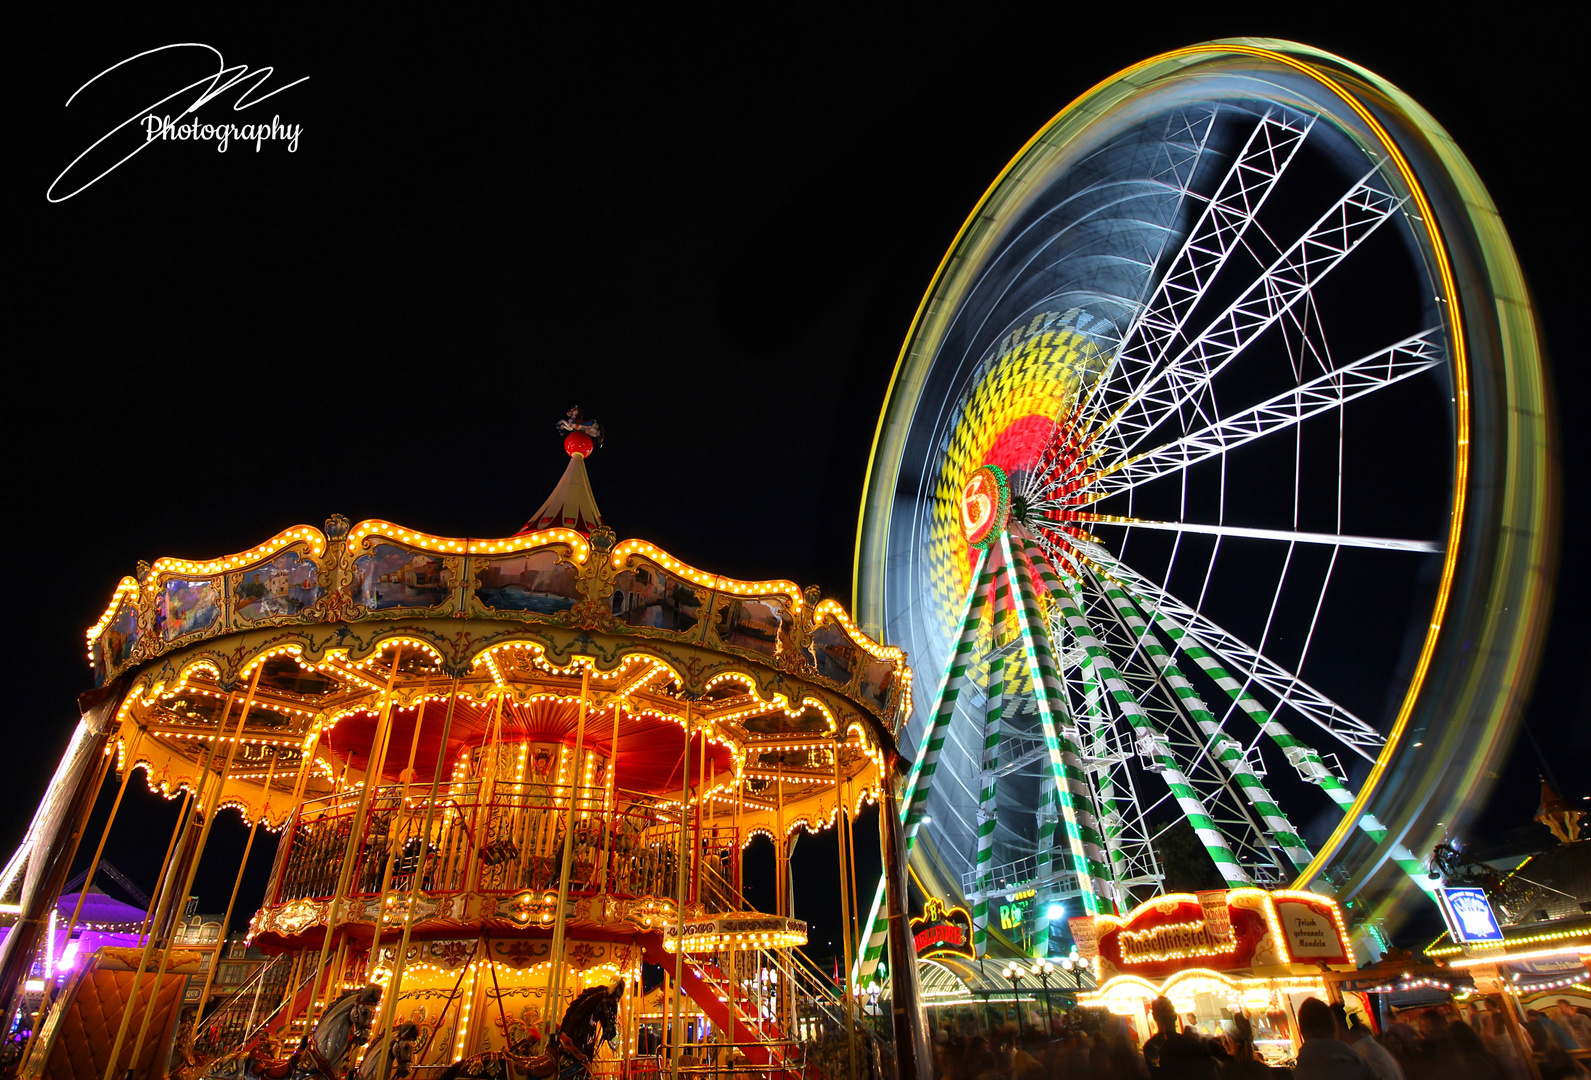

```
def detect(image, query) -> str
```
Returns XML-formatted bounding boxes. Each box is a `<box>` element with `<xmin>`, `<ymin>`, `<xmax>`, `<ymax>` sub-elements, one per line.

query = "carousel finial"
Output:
<box><xmin>557</xmin><ymin>406</ymin><xmax>604</xmax><ymax>458</ymax></box>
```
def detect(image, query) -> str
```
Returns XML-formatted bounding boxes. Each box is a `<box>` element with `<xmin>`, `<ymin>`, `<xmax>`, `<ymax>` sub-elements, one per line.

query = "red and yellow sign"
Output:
<box><xmin>959</xmin><ymin>464</ymin><xmax>1011</xmax><ymax>549</ymax></box>
<box><xmin>1076</xmin><ymin>888</ymin><xmax>1353</xmax><ymax>983</ymax></box>
<box><xmin>911</xmin><ymin>897</ymin><xmax>975</xmax><ymax>960</ymax></box>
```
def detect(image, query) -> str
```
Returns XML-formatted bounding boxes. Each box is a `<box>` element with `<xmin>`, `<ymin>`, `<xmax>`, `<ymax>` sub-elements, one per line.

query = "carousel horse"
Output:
<box><xmin>198</xmin><ymin>984</ymin><xmax>381</xmax><ymax>1080</ymax></box>
<box><xmin>439</xmin><ymin>979</ymin><xmax>623</xmax><ymax>1080</ymax></box>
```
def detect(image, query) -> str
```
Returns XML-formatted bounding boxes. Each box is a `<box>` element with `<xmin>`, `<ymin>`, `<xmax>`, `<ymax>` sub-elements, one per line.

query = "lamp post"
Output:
<box><xmin>1031</xmin><ymin>960</ymin><xmax>1055</xmax><ymax>1034</ymax></box>
<box><xmin>1002</xmin><ymin>962</ymin><xmax>1026</xmax><ymax>1038</ymax></box>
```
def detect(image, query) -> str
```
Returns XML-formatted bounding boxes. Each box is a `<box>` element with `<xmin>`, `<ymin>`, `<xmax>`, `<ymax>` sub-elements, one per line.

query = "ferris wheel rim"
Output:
<box><xmin>854</xmin><ymin>38</ymin><xmax>1551</xmax><ymax>910</ymax></box>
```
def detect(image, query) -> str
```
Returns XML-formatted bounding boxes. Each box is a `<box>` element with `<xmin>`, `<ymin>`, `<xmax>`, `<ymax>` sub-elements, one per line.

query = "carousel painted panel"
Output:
<box><xmin>351</xmin><ymin>542</ymin><xmax>462</xmax><ymax>617</ymax></box>
<box><xmin>610</xmin><ymin>560</ymin><xmax>707</xmax><ymax>638</ymax></box>
<box><xmin>467</xmin><ymin>548</ymin><xmax>581</xmax><ymax>617</ymax></box>
<box><xmin>807</xmin><ymin>617</ymin><xmax>860</xmax><ymax>687</ymax></box>
<box><xmin>856</xmin><ymin>654</ymin><xmax>900</xmax><ymax>717</ymax></box>
<box><xmin>92</xmin><ymin>594</ymin><xmax>142</xmax><ymax>684</ymax></box>
<box><xmin>155</xmin><ymin>574</ymin><xmax>226</xmax><ymax>644</ymax></box>
<box><xmin>710</xmin><ymin>592</ymin><xmax>799</xmax><ymax>664</ymax></box>
<box><xmin>229</xmin><ymin>547</ymin><xmax>327</xmax><ymax>627</ymax></box>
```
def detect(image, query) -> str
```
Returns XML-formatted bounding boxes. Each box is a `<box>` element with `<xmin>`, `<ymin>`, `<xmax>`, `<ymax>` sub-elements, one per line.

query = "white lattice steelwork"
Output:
<box><xmin>855</xmin><ymin>43</ymin><xmax>1552</xmax><ymax>995</ymax></box>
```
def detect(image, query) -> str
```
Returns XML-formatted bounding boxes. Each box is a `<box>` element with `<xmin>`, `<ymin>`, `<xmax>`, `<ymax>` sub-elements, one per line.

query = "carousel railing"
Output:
<box><xmin>267</xmin><ymin>782</ymin><xmax>743</xmax><ymax>911</ymax></box>
<box><xmin>190</xmin><ymin>952</ymin><xmax>289</xmax><ymax>1060</ymax></box>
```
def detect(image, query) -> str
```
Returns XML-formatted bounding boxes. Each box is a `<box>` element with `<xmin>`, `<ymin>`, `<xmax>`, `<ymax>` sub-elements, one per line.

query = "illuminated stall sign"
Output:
<box><xmin>912</xmin><ymin>897</ymin><xmax>975</xmax><ymax>960</ymax></box>
<box><xmin>1438</xmin><ymin>887</ymin><xmax>1504</xmax><ymax>944</ymax></box>
<box><xmin>1000</xmin><ymin>888</ymin><xmax>1035</xmax><ymax>932</ymax></box>
<box><xmin>1091</xmin><ymin>890</ymin><xmax>1354</xmax><ymax>982</ymax></box>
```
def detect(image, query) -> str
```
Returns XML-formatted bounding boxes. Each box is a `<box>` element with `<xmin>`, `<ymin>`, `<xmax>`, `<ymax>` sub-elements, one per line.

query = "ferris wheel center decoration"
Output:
<box><xmin>851</xmin><ymin>37</ymin><xmax>1552</xmax><ymax>982</ymax></box>
<box><xmin>960</xmin><ymin>465</ymin><xmax>1010</xmax><ymax>549</ymax></box>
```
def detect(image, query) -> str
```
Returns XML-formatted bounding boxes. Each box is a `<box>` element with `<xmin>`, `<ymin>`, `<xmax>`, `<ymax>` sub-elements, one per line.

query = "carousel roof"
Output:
<box><xmin>84</xmin><ymin>411</ymin><xmax>911</xmax><ymax>830</ymax></box>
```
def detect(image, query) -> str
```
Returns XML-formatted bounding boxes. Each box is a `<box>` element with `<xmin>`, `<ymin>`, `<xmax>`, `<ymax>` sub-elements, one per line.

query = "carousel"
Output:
<box><xmin>0</xmin><ymin>412</ymin><xmax>928</xmax><ymax>1080</ymax></box>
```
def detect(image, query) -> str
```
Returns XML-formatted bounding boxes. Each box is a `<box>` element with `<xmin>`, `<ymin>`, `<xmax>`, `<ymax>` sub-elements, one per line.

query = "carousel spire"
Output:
<box><xmin>517</xmin><ymin>406</ymin><xmax>605</xmax><ymax>534</ymax></box>
<box><xmin>1536</xmin><ymin>774</ymin><xmax>1584</xmax><ymax>845</ymax></box>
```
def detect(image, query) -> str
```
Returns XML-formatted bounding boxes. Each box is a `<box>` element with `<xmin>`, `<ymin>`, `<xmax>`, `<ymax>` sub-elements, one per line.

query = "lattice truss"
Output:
<box><xmin>856</xmin><ymin>100</ymin><xmax>1453</xmax><ymax>982</ymax></box>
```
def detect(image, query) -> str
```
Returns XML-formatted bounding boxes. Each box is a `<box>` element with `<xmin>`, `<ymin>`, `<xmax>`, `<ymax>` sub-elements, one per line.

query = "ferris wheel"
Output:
<box><xmin>854</xmin><ymin>39</ymin><xmax>1552</xmax><ymax>975</ymax></box>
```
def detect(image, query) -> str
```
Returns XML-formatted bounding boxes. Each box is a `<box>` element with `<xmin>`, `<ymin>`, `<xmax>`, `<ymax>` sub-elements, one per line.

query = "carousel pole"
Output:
<box><xmin>880</xmin><ymin>758</ymin><xmax>932</xmax><ymax>1080</ymax></box>
<box><xmin>691</xmin><ymin>720</ymin><xmax>706</xmax><ymax>904</ymax></box>
<box><xmin>102</xmin><ymin>670</ymin><xmax>254</xmax><ymax>1080</ymax></box>
<box><xmin>300</xmin><ymin>645</ymin><xmax>405</xmax><ymax>1035</ymax></box>
<box><xmin>136</xmin><ymin>788</ymin><xmax>192</xmax><ymax>948</ymax></box>
<box><xmin>19</xmin><ymin>724</ymin><xmax>144</xmax><ymax>1072</ymax></box>
<box><xmin>266</xmin><ymin>723</ymin><xmax>329</xmax><ymax>1037</ymax></box>
<box><xmin>370</xmin><ymin>679</ymin><xmax>459</xmax><ymax>1080</ymax></box>
<box><xmin>545</xmin><ymin>664</ymin><xmax>592</xmax><ymax>1035</ymax></box>
<box><xmin>735</xmin><ymin>765</ymin><xmax>744</xmax><ymax>899</ymax></box>
<box><xmin>669</xmin><ymin>701</ymin><xmax>691</xmax><ymax>1078</ymax></box>
<box><xmin>114</xmin><ymin>661</ymin><xmax>263</xmax><ymax>1080</ymax></box>
<box><xmin>137</xmin><ymin>681</ymin><xmax>239</xmax><ymax>949</ymax></box>
<box><xmin>194</xmin><ymin>751</ymin><xmax>280</xmax><ymax>1019</ymax></box>
<box><xmin>834</xmin><ymin>738</ymin><xmax>858</xmax><ymax>1080</ymax></box>
<box><xmin>597</xmin><ymin>697</ymin><xmax>621</xmax><ymax>895</ymax></box>
<box><xmin>361</xmin><ymin>672</ymin><xmax>432</xmax><ymax>1003</ymax></box>
<box><xmin>774</xmin><ymin>757</ymin><xmax>785</xmax><ymax>916</ymax></box>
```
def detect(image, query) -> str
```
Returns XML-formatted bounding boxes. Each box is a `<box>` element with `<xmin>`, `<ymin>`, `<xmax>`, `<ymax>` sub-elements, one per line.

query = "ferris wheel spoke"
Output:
<box><xmin>1082</xmin><ymin>108</ymin><xmax>1317</xmax><ymax>434</ymax></box>
<box><xmin>1063</xmin><ymin>329</ymin><xmax>1446</xmax><ymax>505</ymax></box>
<box><xmin>1072</xmin><ymin>516</ymin><xmax>1441</xmax><ymax>553</ymax></box>
<box><xmin>1080</xmin><ymin>562</ymin><xmax>1316</xmax><ymax>872</ymax></box>
<box><xmin>1020</xmin><ymin>533</ymin><xmax>1254</xmax><ymax>886</ymax></box>
<box><xmin>1088</xmin><ymin>165</ymin><xmax>1405</xmax><ymax>469</ymax></box>
<box><xmin>1092</xmin><ymin>554</ymin><xmax>1384</xmax><ymax>759</ymax></box>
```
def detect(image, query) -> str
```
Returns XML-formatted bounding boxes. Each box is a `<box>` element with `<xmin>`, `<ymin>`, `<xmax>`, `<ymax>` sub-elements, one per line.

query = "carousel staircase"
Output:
<box><xmin>639</xmin><ymin>863</ymin><xmax>889</xmax><ymax>1079</ymax></box>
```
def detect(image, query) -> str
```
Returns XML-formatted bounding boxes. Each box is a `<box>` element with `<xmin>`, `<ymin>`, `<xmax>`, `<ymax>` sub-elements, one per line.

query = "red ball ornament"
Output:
<box><xmin>564</xmin><ymin>431</ymin><xmax>595</xmax><ymax>458</ymax></box>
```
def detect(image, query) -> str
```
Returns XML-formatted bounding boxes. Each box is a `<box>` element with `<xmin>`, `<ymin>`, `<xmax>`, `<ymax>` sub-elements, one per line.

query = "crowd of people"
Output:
<box><xmin>928</xmin><ymin>995</ymin><xmax>1591</xmax><ymax>1079</ymax></box>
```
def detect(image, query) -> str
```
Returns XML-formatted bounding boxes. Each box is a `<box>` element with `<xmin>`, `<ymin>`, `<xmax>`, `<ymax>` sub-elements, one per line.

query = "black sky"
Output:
<box><xmin>10</xmin><ymin>9</ymin><xmax>1583</xmax><ymax>954</ymax></box>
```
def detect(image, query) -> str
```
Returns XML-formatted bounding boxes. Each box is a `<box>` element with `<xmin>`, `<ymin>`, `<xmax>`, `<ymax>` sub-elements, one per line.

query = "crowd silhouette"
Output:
<box><xmin>926</xmin><ymin>994</ymin><xmax>1591</xmax><ymax>1079</ymax></box>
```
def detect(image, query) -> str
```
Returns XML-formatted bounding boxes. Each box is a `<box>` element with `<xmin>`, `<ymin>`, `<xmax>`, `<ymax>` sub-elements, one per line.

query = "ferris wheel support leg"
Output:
<box><xmin>1003</xmin><ymin>534</ymin><xmax>1114</xmax><ymax>945</ymax></box>
<box><xmin>1103</xmin><ymin>560</ymin><xmax>1437</xmax><ymax>895</ymax></box>
<box><xmin>1090</xmin><ymin>567</ymin><xmax>1315</xmax><ymax>874</ymax></box>
<box><xmin>856</xmin><ymin>549</ymin><xmax>995</xmax><ymax>984</ymax></box>
<box><xmin>972</xmin><ymin>561</ymin><xmax>1014</xmax><ymax>955</ymax></box>
<box><xmin>1022</xmin><ymin>537</ymin><xmax>1252</xmax><ymax>887</ymax></box>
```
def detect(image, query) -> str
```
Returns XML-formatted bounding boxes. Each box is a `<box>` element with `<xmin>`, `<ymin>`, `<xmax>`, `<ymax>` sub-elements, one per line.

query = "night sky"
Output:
<box><xmin>11</xmin><ymin>10</ymin><xmax>1582</xmax><ymax>960</ymax></box>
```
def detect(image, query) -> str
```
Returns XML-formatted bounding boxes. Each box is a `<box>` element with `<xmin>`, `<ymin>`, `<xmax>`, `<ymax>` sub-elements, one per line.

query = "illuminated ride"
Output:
<box><xmin>3</xmin><ymin>418</ymin><xmax>922</xmax><ymax>1079</ymax></box>
<box><xmin>853</xmin><ymin>38</ymin><xmax>1553</xmax><ymax>984</ymax></box>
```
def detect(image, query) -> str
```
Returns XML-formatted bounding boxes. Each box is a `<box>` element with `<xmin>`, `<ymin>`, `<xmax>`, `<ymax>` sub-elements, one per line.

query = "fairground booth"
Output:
<box><xmin>1074</xmin><ymin>888</ymin><xmax>1356</xmax><ymax>1062</ymax></box>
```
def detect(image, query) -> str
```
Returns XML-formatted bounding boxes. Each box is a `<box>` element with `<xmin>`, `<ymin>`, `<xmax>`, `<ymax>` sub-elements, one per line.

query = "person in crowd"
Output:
<box><xmin>1556</xmin><ymin>999</ymin><xmax>1591</xmax><ymax>1047</ymax></box>
<box><xmin>1378</xmin><ymin>1026</ymin><xmax>1421</xmax><ymax>1080</ymax></box>
<box><xmin>1539</xmin><ymin>1045</ymin><xmax>1591</xmax><ymax>1080</ymax></box>
<box><xmin>1332</xmin><ymin>1001</ymin><xmax>1405</xmax><ymax>1080</ymax></box>
<box><xmin>1293</xmin><ymin>996</ymin><xmax>1378</xmax><ymax>1079</ymax></box>
<box><xmin>1223</xmin><ymin>1012</ymin><xmax>1289</xmax><ymax>1077</ymax></box>
<box><xmin>1529</xmin><ymin>1008</ymin><xmax>1581</xmax><ymax>1051</ymax></box>
<box><xmin>1447</xmin><ymin>1018</ymin><xmax>1509</xmax><ymax>1079</ymax></box>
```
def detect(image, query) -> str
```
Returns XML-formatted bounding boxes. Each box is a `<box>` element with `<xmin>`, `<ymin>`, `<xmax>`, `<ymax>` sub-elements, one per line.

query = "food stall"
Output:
<box><xmin>1073</xmin><ymin>888</ymin><xmax>1356</xmax><ymax>1064</ymax></box>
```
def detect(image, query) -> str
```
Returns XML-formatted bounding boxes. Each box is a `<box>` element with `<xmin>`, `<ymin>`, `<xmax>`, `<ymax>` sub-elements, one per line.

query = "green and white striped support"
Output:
<box><xmin>1093</xmin><ymin>556</ymin><xmax>1436</xmax><ymax>894</ymax></box>
<box><xmin>1092</xmin><ymin>567</ymin><xmax>1315</xmax><ymax>874</ymax></box>
<box><xmin>1025</xmin><ymin>540</ymin><xmax>1252</xmax><ymax>886</ymax></box>
<box><xmin>1004</xmin><ymin>533</ymin><xmax>1113</xmax><ymax>934</ymax></box>
<box><xmin>900</xmin><ymin>549</ymin><xmax>999</xmax><ymax>834</ymax></box>
<box><xmin>971</xmin><ymin>671</ymin><xmax>1004</xmax><ymax>945</ymax></box>
<box><xmin>858</xmin><ymin>548</ymin><xmax>995</xmax><ymax>982</ymax></box>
